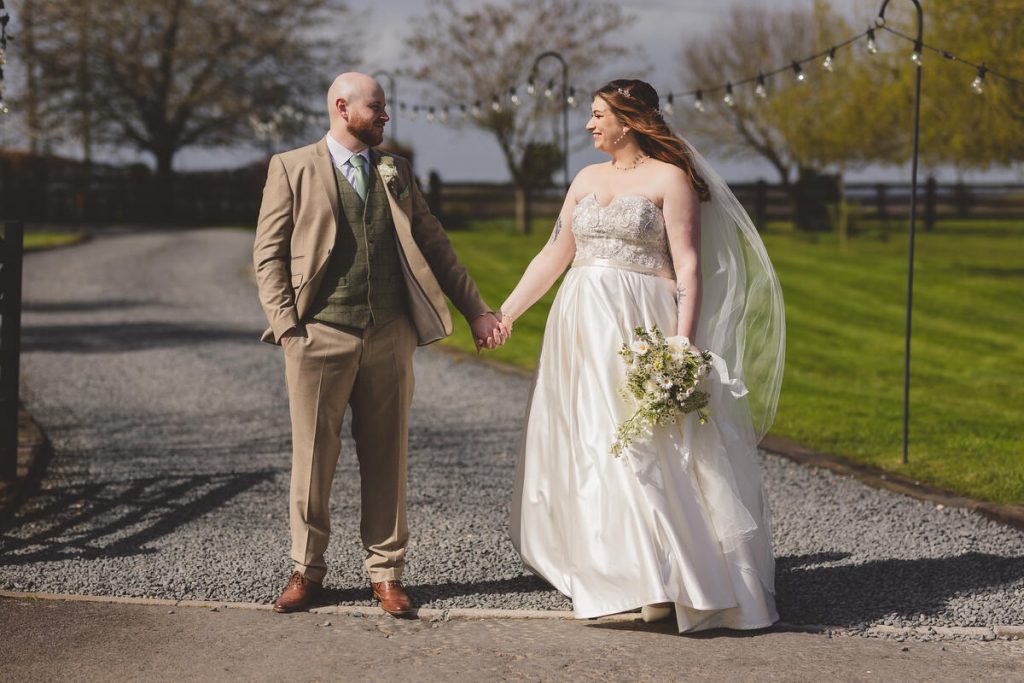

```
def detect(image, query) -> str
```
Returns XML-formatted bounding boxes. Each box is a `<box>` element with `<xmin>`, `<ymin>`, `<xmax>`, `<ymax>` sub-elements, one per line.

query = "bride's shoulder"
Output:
<box><xmin>568</xmin><ymin>163</ymin><xmax>606</xmax><ymax>199</ymax></box>
<box><xmin>573</xmin><ymin>162</ymin><xmax>606</xmax><ymax>182</ymax></box>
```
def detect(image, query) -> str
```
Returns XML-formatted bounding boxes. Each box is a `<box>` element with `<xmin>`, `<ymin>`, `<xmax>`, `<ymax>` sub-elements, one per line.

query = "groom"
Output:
<box><xmin>254</xmin><ymin>72</ymin><xmax>504</xmax><ymax>616</ymax></box>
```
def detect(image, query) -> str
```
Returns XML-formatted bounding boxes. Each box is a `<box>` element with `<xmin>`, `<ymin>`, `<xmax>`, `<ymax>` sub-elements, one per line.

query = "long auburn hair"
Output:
<box><xmin>595</xmin><ymin>79</ymin><xmax>711</xmax><ymax>202</ymax></box>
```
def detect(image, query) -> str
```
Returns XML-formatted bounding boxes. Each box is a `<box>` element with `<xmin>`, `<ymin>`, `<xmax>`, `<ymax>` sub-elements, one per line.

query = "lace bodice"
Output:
<box><xmin>572</xmin><ymin>193</ymin><xmax>673</xmax><ymax>276</ymax></box>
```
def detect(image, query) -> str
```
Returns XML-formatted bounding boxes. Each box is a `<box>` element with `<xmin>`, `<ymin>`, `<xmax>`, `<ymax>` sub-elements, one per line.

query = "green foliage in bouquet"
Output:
<box><xmin>611</xmin><ymin>325</ymin><xmax>713</xmax><ymax>457</ymax></box>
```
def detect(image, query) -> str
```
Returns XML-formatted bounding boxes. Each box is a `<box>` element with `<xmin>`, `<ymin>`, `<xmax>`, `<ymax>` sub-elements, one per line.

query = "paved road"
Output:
<box><xmin>4</xmin><ymin>598</ymin><xmax>1023</xmax><ymax>682</ymax></box>
<box><xmin>2</xmin><ymin>228</ymin><xmax>1024</xmax><ymax>636</ymax></box>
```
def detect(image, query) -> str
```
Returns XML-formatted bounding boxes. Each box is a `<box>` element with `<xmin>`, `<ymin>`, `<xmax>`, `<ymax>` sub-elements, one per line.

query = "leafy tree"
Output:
<box><xmin>405</xmin><ymin>0</ymin><xmax>637</xmax><ymax>234</ymax></box>
<box><xmin>882</xmin><ymin>0</ymin><xmax>1024</xmax><ymax>172</ymax></box>
<box><xmin>5</xmin><ymin>0</ymin><xmax>357</xmax><ymax>178</ymax></box>
<box><xmin>674</xmin><ymin>0</ymin><xmax>907</xmax><ymax>187</ymax></box>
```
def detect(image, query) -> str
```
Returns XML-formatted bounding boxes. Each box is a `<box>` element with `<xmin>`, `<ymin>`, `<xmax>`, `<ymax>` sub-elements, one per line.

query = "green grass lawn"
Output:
<box><xmin>23</xmin><ymin>231</ymin><xmax>86</xmax><ymax>251</ymax></box>
<box><xmin>443</xmin><ymin>217</ymin><xmax>1024</xmax><ymax>504</ymax></box>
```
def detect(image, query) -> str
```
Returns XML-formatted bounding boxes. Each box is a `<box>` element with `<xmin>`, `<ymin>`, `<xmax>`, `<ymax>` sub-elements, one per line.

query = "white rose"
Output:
<box><xmin>378</xmin><ymin>157</ymin><xmax>398</xmax><ymax>184</ymax></box>
<box><xmin>666</xmin><ymin>335</ymin><xmax>690</xmax><ymax>354</ymax></box>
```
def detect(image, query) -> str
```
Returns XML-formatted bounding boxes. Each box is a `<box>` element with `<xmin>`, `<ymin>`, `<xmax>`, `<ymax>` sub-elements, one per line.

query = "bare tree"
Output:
<box><xmin>405</xmin><ymin>0</ymin><xmax>637</xmax><ymax>234</ymax></box>
<box><xmin>9</xmin><ymin>0</ymin><xmax>357</xmax><ymax>178</ymax></box>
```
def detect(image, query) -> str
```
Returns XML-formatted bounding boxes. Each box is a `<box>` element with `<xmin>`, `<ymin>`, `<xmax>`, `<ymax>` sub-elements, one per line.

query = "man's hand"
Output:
<box><xmin>470</xmin><ymin>312</ymin><xmax>507</xmax><ymax>352</ymax></box>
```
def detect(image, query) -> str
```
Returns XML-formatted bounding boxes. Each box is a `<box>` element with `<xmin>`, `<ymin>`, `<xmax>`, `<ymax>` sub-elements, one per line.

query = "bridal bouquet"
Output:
<box><xmin>610</xmin><ymin>325</ymin><xmax>713</xmax><ymax>457</ymax></box>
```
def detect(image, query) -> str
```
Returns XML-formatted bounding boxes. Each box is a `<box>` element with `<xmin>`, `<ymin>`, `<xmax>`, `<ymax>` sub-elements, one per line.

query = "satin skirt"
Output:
<box><xmin>511</xmin><ymin>263</ymin><xmax>778</xmax><ymax>633</ymax></box>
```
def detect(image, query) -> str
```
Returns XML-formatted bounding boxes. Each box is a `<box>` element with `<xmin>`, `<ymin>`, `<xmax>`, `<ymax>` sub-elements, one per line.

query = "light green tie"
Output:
<box><xmin>349</xmin><ymin>153</ymin><xmax>368</xmax><ymax>201</ymax></box>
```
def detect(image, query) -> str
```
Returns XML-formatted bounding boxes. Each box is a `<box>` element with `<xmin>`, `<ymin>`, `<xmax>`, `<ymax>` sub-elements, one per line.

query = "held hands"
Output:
<box><xmin>471</xmin><ymin>311</ymin><xmax>511</xmax><ymax>352</ymax></box>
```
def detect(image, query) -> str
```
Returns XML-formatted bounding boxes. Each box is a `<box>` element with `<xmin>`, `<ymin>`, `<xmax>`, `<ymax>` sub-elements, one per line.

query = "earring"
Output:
<box><xmin>611</xmin><ymin>129</ymin><xmax>628</xmax><ymax>145</ymax></box>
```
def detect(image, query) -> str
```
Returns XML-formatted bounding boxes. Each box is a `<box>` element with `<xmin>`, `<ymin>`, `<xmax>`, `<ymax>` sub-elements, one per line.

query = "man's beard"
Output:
<box><xmin>350</xmin><ymin>115</ymin><xmax>384</xmax><ymax>147</ymax></box>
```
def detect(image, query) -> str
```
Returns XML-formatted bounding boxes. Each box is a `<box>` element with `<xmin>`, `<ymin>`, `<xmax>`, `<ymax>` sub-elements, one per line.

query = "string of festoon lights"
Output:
<box><xmin>0</xmin><ymin>0</ymin><xmax>10</xmax><ymax>115</ymax></box>
<box><xmin>392</xmin><ymin>21</ymin><xmax>1024</xmax><ymax>124</ymax></box>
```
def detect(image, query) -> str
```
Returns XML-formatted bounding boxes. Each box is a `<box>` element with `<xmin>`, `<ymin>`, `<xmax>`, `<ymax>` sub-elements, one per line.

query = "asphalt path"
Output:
<box><xmin>2</xmin><ymin>227</ymin><xmax>1023</xmax><ymax>638</ymax></box>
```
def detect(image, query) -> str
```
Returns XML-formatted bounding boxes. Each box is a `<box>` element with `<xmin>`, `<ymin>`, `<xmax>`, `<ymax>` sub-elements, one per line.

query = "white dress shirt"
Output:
<box><xmin>325</xmin><ymin>133</ymin><xmax>371</xmax><ymax>194</ymax></box>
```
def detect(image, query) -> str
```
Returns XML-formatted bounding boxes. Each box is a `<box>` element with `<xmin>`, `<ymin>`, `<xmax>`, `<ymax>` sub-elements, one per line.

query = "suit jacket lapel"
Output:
<box><xmin>314</xmin><ymin>139</ymin><xmax>340</xmax><ymax>223</ymax></box>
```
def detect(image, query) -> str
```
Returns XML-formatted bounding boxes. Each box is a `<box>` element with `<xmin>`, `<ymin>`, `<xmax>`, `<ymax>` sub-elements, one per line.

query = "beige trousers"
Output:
<box><xmin>282</xmin><ymin>315</ymin><xmax>417</xmax><ymax>584</ymax></box>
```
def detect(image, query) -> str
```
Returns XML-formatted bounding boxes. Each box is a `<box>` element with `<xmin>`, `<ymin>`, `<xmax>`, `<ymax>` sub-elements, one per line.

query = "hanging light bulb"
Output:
<box><xmin>509</xmin><ymin>87</ymin><xmax>520</xmax><ymax>107</ymax></box>
<box><xmin>439</xmin><ymin>106</ymin><xmax>450</xmax><ymax>123</ymax></box>
<box><xmin>663</xmin><ymin>92</ymin><xmax>674</xmax><ymax>115</ymax></box>
<box><xmin>694</xmin><ymin>90</ymin><xmax>705</xmax><ymax>113</ymax></box>
<box><xmin>911</xmin><ymin>41</ymin><xmax>923</xmax><ymax>65</ymax></box>
<box><xmin>409</xmin><ymin>105</ymin><xmax>419</xmax><ymax>122</ymax></box>
<box><xmin>426</xmin><ymin>107</ymin><xmax>436</xmax><ymax>123</ymax></box>
<box><xmin>544</xmin><ymin>79</ymin><xmax>555</xmax><ymax>99</ymax></box>
<box><xmin>471</xmin><ymin>100</ymin><xmax>482</xmax><ymax>117</ymax></box>
<box><xmin>527</xmin><ymin>77</ymin><xmax>536</xmax><ymax>96</ymax></box>
<box><xmin>567</xmin><ymin>87</ymin><xmax>577</xmax><ymax>108</ymax></box>
<box><xmin>971</xmin><ymin>64</ymin><xmax>987</xmax><ymax>94</ymax></box>
<box><xmin>823</xmin><ymin>47</ymin><xmax>836</xmax><ymax>72</ymax></box>
<box><xmin>755</xmin><ymin>74</ymin><xmax>767</xmax><ymax>99</ymax></box>
<box><xmin>866</xmin><ymin>28</ymin><xmax>879</xmax><ymax>55</ymax></box>
<box><xmin>792</xmin><ymin>61</ymin><xmax>806</xmax><ymax>83</ymax></box>
<box><xmin>723</xmin><ymin>82</ymin><xmax>735</xmax><ymax>107</ymax></box>
<box><xmin>491</xmin><ymin>94</ymin><xmax>502</xmax><ymax>112</ymax></box>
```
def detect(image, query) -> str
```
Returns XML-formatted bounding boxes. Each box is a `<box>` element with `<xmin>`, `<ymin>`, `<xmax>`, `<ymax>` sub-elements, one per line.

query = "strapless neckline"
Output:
<box><xmin>581</xmin><ymin>192</ymin><xmax>661</xmax><ymax>211</ymax></box>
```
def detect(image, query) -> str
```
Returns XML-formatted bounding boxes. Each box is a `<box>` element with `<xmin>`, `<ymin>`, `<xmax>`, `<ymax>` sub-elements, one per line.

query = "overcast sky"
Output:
<box><xmin>11</xmin><ymin>0</ymin><xmax>1022</xmax><ymax>183</ymax></box>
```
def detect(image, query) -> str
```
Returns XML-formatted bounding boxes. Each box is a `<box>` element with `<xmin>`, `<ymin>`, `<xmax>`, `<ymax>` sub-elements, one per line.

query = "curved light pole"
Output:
<box><xmin>530</xmin><ymin>51</ymin><xmax>570</xmax><ymax>191</ymax></box>
<box><xmin>372</xmin><ymin>70</ymin><xmax>398</xmax><ymax>143</ymax></box>
<box><xmin>877</xmin><ymin>0</ymin><xmax>923</xmax><ymax>465</ymax></box>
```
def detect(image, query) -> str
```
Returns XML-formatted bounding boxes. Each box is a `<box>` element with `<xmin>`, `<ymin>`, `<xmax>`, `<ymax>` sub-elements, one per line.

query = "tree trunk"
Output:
<box><xmin>153</xmin><ymin>147</ymin><xmax>176</xmax><ymax>222</ymax></box>
<box><xmin>514</xmin><ymin>183</ymin><xmax>533</xmax><ymax>235</ymax></box>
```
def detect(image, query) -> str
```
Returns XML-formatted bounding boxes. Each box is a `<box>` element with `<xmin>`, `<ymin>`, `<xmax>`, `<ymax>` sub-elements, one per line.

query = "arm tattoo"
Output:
<box><xmin>676</xmin><ymin>282</ymin><xmax>686</xmax><ymax>300</ymax></box>
<box><xmin>548</xmin><ymin>216</ymin><xmax>564</xmax><ymax>244</ymax></box>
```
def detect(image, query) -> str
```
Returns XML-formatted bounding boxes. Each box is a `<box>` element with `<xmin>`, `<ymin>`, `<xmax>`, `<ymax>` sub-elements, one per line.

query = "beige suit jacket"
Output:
<box><xmin>253</xmin><ymin>140</ymin><xmax>489</xmax><ymax>345</ymax></box>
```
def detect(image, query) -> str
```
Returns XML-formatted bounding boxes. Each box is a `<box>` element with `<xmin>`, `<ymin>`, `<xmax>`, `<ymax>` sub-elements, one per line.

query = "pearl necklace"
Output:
<box><xmin>612</xmin><ymin>153</ymin><xmax>650</xmax><ymax>172</ymax></box>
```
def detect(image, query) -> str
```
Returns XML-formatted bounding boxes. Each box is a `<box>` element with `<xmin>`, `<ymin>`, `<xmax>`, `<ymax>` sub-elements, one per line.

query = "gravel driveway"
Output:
<box><xmin>2</xmin><ymin>227</ymin><xmax>1022</xmax><ymax>636</ymax></box>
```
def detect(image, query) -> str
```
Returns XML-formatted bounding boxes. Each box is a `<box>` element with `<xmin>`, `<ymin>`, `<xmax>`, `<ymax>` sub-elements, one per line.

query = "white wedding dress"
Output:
<box><xmin>511</xmin><ymin>172</ymin><xmax>784</xmax><ymax>633</ymax></box>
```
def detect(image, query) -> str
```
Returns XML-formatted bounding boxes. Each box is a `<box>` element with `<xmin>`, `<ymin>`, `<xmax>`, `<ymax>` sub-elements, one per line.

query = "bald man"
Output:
<box><xmin>254</xmin><ymin>72</ymin><xmax>505</xmax><ymax>616</ymax></box>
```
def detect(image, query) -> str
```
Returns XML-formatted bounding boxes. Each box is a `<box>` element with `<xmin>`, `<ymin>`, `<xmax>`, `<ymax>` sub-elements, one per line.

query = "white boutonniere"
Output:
<box><xmin>377</xmin><ymin>156</ymin><xmax>408</xmax><ymax>199</ymax></box>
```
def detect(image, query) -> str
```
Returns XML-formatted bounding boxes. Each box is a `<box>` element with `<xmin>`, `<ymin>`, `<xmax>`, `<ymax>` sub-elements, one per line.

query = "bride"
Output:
<box><xmin>497</xmin><ymin>79</ymin><xmax>785</xmax><ymax>632</ymax></box>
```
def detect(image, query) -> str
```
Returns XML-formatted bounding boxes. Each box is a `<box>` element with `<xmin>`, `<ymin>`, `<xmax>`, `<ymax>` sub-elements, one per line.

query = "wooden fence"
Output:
<box><xmin>2</xmin><ymin>152</ymin><xmax>1022</xmax><ymax>228</ymax></box>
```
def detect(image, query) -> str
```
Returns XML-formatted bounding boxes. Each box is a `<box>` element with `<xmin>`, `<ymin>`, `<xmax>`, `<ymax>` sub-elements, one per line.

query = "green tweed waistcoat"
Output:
<box><xmin>307</xmin><ymin>164</ymin><xmax>408</xmax><ymax>328</ymax></box>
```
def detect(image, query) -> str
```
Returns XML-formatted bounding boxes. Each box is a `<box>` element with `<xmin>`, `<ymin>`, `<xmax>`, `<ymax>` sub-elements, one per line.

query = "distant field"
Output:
<box><xmin>443</xmin><ymin>217</ymin><xmax>1024</xmax><ymax>504</ymax></box>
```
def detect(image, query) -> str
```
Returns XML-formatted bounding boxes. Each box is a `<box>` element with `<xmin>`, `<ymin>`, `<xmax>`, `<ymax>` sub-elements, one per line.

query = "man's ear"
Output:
<box><xmin>335</xmin><ymin>98</ymin><xmax>348</xmax><ymax>120</ymax></box>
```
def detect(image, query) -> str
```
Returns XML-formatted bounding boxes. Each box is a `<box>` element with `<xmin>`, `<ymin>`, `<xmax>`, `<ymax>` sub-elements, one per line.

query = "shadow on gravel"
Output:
<box><xmin>23</xmin><ymin>300</ymin><xmax>157</xmax><ymax>314</ymax></box>
<box><xmin>776</xmin><ymin>551</ymin><xmax>1024</xmax><ymax>626</ymax></box>
<box><xmin>0</xmin><ymin>472</ymin><xmax>273</xmax><ymax>566</ymax></box>
<box><xmin>315</xmin><ymin>575</ymin><xmax>559</xmax><ymax>607</ymax></box>
<box><xmin>21</xmin><ymin>322</ymin><xmax>258</xmax><ymax>353</ymax></box>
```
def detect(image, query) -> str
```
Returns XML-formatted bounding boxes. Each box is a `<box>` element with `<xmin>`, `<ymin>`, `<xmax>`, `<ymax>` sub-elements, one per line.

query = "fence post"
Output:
<box><xmin>428</xmin><ymin>170</ymin><xmax>443</xmax><ymax>219</ymax></box>
<box><xmin>875</xmin><ymin>183</ymin><xmax>888</xmax><ymax>224</ymax></box>
<box><xmin>0</xmin><ymin>221</ymin><xmax>24</xmax><ymax>483</ymax></box>
<box><xmin>953</xmin><ymin>181</ymin><xmax>971</xmax><ymax>218</ymax></box>
<box><xmin>755</xmin><ymin>179</ymin><xmax>767</xmax><ymax>230</ymax></box>
<box><xmin>924</xmin><ymin>176</ymin><xmax>937</xmax><ymax>232</ymax></box>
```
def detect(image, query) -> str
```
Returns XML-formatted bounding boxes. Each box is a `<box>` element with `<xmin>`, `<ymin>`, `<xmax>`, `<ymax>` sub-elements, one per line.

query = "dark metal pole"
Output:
<box><xmin>530</xmin><ymin>51</ymin><xmax>571</xmax><ymax>191</ymax></box>
<box><xmin>0</xmin><ymin>221</ymin><xmax>24</xmax><ymax>483</ymax></box>
<box><xmin>877</xmin><ymin>0</ymin><xmax>923</xmax><ymax>465</ymax></box>
<box><xmin>372</xmin><ymin>70</ymin><xmax>398</xmax><ymax>143</ymax></box>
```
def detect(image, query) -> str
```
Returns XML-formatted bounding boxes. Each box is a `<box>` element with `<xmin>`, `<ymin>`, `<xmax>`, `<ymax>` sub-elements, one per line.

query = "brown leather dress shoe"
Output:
<box><xmin>371</xmin><ymin>580</ymin><xmax>415</xmax><ymax>618</ymax></box>
<box><xmin>273</xmin><ymin>571</ymin><xmax>321</xmax><ymax>613</ymax></box>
